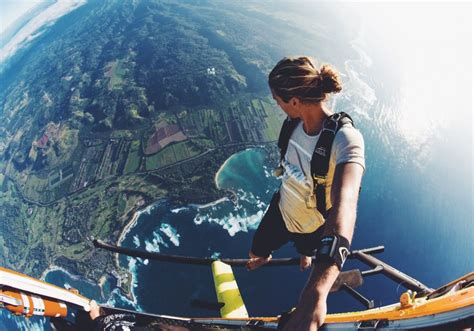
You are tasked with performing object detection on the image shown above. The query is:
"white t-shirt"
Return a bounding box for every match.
[278,120,365,233]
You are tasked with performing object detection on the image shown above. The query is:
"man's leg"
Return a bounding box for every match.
[247,192,289,270]
[293,225,325,271]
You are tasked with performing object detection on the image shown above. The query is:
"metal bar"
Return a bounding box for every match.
[95,240,388,268]
[353,251,432,295]
[342,284,374,309]
[93,240,300,267]
[95,239,427,295]
[349,246,385,256]
[361,265,384,277]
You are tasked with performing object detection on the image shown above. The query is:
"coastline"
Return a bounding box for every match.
[117,208,141,247]
[214,153,231,190]
[117,199,166,247]
[40,264,98,287]
[113,199,165,305]
[214,147,268,191]
[214,147,255,190]
[189,196,229,209]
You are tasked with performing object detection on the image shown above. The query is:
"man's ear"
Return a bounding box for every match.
[290,97,299,106]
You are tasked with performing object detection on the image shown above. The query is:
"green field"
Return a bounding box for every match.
[24,174,49,201]
[145,139,213,170]
[124,140,141,173]
[261,99,283,141]
[117,193,127,214]
[108,60,126,90]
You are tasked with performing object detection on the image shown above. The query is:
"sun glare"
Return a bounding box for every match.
[352,2,471,145]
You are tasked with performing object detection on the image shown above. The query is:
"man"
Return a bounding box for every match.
[247,56,365,330]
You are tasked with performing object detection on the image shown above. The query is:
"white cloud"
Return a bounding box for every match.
[0,0,87,65]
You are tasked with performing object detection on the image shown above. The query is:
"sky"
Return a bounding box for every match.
[0,0,86,67]
[0,0,46,35]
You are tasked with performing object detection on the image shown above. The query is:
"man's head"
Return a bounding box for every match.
[268,56,343,105]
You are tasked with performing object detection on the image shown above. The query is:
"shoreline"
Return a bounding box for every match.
[214,147,266,190]
[214,153,231,190]
[117,199,166,247]
[40,264,98,287]
[115,208,142,273]
[189,196,230,209]
[113,199,166,305]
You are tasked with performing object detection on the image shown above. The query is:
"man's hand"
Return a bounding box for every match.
[280,261,340,330]
[282,296,327,331]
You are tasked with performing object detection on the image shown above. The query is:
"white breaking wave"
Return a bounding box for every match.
[13,316,46,331]
[190,197,230,209]
[263,166,272,178]
[194,208,266,237]
[159,223,180,247]
[41,265,97,288]
[128,258,139,288]
[193,172,272,237]
[144,230,167,253]
[0,0,87,67]
[106,288,142,312]
[171,206,189,214]
[133,235,141,248]
[143,224,180,253]
[142,202,159,215]
[110,257,143,311]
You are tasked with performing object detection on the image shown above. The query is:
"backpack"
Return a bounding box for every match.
[276,112,354,218]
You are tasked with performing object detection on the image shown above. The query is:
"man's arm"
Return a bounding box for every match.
[282,162,364,331]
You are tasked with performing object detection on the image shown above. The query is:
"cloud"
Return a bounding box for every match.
[0,0,87,66]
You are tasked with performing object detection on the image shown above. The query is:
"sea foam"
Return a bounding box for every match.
[159,223,180,247]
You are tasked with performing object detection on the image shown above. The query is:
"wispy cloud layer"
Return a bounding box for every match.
[0,0,86,66]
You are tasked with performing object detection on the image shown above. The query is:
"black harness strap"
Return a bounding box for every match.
[277,117,300,158]
[312,112,353,217]
[277,112,354,218]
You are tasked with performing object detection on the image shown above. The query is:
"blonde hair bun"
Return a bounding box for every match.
[319,64,342,94]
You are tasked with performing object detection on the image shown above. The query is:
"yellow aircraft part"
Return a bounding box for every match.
[325,277,474,323]
[198,272,474,325]
[211,261,248,318]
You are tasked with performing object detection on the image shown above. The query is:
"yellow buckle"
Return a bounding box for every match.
[313,175,327,185]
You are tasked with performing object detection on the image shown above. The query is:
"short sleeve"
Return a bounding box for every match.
[332,125,365,171]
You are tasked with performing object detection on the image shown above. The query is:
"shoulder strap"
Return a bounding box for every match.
[277,117,300,162]
[312,112,353,218]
